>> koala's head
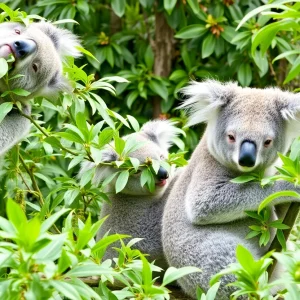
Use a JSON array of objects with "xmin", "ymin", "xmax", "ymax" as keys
[
  {"xmin": 81, "ymin": 120, "xmax": 179, "ymax": 196},
  {"xmin": 0, "ymin": 21, "xmax": 81, "ymax": 100},
  {"xmin": 180, "ymin": 80, "xmax": 300, "ymax": 173}
]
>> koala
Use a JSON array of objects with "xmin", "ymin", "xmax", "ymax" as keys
[
  {"xmin": 162, "ymin": 80, "xmax": 300, "ymax": 299},
  {"xmin": 81, "ymin": 120, "xmax": 180, "ymax": 269},
  {"xmin": 0, "ymin": 21, "xmax": 81, "ymax": 155}
]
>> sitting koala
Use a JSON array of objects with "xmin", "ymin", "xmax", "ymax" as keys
[
  {"xmin": 81, "ymin": 120, "xmax": 180, "ymax": 268},
  {"xmin": 162, "ymin": 80, "xmax": 300, "ymax": 299},
  {"xmin": 0, "ymin": 21, "xmax": 81, "ymax": 155}
]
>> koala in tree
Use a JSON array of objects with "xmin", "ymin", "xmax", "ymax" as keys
[
  {"xmin": 162, "ymin": 80, "xmax": 300, "ymax": 299},
  {"xmin": 81, "ymin": 120, "xmax": 180, "ymax": 269},
  {"xmin": 0, "ymin": 21, "xmax": 81, "ymax": 155}
]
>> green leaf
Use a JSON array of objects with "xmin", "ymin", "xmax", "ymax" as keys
[
  {"xmin": 57, "ymin": 249, "xmax": 72, "ymax": 274},
  {"xmin": 202, "ymin": 34, "xmax": 216, "ymax": 59},
  {"xmin": 236, "ymin": 3, "xmax": 293, "ymax": 30},
  {"xmin": 126, "ymin": 90, "xmax": 139, "ymax": 109},
  {"xmin": 252, "ymin": 19, "xmax": 299, "ymax": 55},
  {"xmin": 10, "ymin": 88, "xmax": 31, "ymax": 97},
  {"xmin": 0, "ymin": 58, "xmax": 8, "ymax": 79},
  {"xmin": 230, "ymin": 175, "xmax": 257, "ymax": 184},
  {"xmin": 41, "ymin": 208, "xmax": 70, "ymax": 233},
  {"xmin": 258, "ymin": 190, "xmax": 300, "ymax": 212},
  {"xmin": 276, "ymin": 229, "xmax": 287, "ymax": 251},
  {"xmin": 0, "ymin": 102, "xmax": 13, "ymax": 124},
  {"xmin": 144, "ymin": 45, "xmax": 154, "ymax": 70},
  {"xmin": 66, "ymin": 264, "xmax": 115, "ymax": 277},
  {"xmin": 57, "ymin": 132, "xmax": 84, "ymax": 144},
  {"xmin": 284, "ymin": 56, "xmax": 300, "ymax": 84},
  {"xmin": 169, "ymin": 69, "xmax": 187, "ymax": 82},
  {"xmin": 237, "ymin": 63, "xmax": 252, "ymax": 86},
  {"xmin": 92, "ymin": 233, "xmax": 129, "ymax": 252},
  {"xmin": 6, "ymin": 199, "xmax": 27, "ymax": 231},
  {"xmin": 162, "ymin": 266, "xmax": 201, "ymax": 286},
  {"xmin": 175, "ymin": 24, "xmax": 206, "ymax": 39},
  {"xmin": 127, "ymin": 115, "xmax": 140, "ymax": 132},
  {"xmin": 129, "ymin": 157, "xmax": 140, "ymax": 172},
  {"xmin": 98, "ymin": 128, "xmax": 114, "ymax": 148},
  {"xmin": 149, "ymin": 79, "xmax": 168, "ymax": 101},
  {"xmin": 164, "ymin": 0, "xmax": 177, "ymax": 15},
  {"xmin": 245, "ymin": 231, "xmax": 261, "ymax": 239},
  {"xmin": 50, "ymin": 280, "xmax": 81, "ymax": 300},
  {"xmin": 111, "ymin": 0, "xmax": 126, "ymax": 17},
  {"xmin": 115, "ymin": 170, "xmax": 129, "ymax": 193}
]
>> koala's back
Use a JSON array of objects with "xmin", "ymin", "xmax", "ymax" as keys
[{"xmin": 99, "ymin": 195, "xmax": 166, "ymax": 258}]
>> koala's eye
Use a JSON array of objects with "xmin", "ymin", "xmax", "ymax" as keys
[
  {"xmin": 227, "ymin": 134, "xmax": 235, "ymax": 143},
  {"xmin": 160, "ymin": 155, "xmax": 165, "ymax": 160},
  {"xmin": 32, "ymin": 63, "xmax": 38, "ymax": 73},
  {"xmin": 14, "ymin": 29, "xmax": 21, "ymax": 35},
  {"xmin": 264, "ymin": 139, "xmax": 272, "ymax": 147}
]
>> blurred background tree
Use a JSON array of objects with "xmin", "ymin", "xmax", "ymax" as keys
[{"xmin": 4, "ymin": 0, "xmax": 291, "ymax": 123}]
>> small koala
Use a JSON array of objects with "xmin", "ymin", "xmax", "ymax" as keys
[
  {"xmin": 81, "ymin": 120, "xmax": 180, "ymax": 269},
  {"xmin": 0, "ymin": 21, "xmax": 81, "ymax": 155},
  {"xmin": 162, "ymin": 80, "xmax": 300, "ymax": 299}
]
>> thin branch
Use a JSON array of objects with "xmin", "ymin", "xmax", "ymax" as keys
[{"xmin": 19, "ymin": 154, "xmax": 44, "ymax": 206}]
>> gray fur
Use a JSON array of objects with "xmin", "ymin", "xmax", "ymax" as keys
[
  {"xmin": 0, "ymin": 21, "xmax": 81, "ymax": 155},
  {"xmin": 162, "ymin": 80, "xmax": 300, "ymax": 299},
  {"xmin": 80, "ymin": 120, "xmax": 180, "ymax": 268}
]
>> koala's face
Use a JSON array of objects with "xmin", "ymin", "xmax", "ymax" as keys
[
  {"xmin": 212, "ymin": 89, "xmax": 286, "ymax": 173},
  {"xmin": 181, "ymin": 80, "xmax": 300, "ymax": 174},
  {"xmin": 0, "ymin": 22, "xmax": 81, "ymax": 100},
  {"xmin": 106, "ymin": 133, "xmax": 171, "ymax": 196},
  {"xmin": 83, "ymin": 120, "xmax": 179, "ymax": 196}
]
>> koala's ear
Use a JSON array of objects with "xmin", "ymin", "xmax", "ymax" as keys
[
  {"xmin": 79, "ymin": 149, "xmax": 119, "ymax": 186},
  {"xmin": 34, "ymin": 22, "xmax": 82, "ymax": 58},
  {"xmin": 280, "ymin": 95, "xmax": 300, "ymax": 121},
  {"xmin": 141, "ymin": 120, "xmax": 179, "ymax": 152},
  {"xmin": 179, "ymin": 80, "xmax": 238, "ymax": 127}
]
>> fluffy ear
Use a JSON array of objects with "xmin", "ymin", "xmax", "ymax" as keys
[
  {"xmin": 179, "ymin": 80, "xmax": 238, "ymax": 127},
  {"xmin": 33, "ymin": 21, "xmax": 82, "ymax": 58},
  {"xmin": 141, "ymin": 120, "xmax": 180, "ymax": 152},
  {"xmin": 279, "ymin": 94, "xmax": 300, "ymax": 121},
  {"xmin": 79, "ymin": 149, "xmax": 119, "ymax": 186}
]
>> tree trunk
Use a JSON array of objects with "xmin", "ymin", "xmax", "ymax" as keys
[
  {"xmin": 110, "ymin": 10, "xmax": 122, "ymax": 35},
  {"xmin": 152, "ymin": 11, "xmax": 173, "ymax": 119}
]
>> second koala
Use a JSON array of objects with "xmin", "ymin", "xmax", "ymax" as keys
[
  {"xmin": 162, "ymin": 80, "xmax": 300, "ymax": 299},
  {"xmin": 81, "ymin": 120, "xmax": 180, "ymax": 268}
]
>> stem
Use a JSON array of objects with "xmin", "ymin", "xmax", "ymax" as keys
[
  {"xmin": 17, "ymin": 171, "xmax": 31, "ymax": 191},
  {"xmin": 268, "ymin": 202, "xmax": 300, "ymax": 277},
  {"xmin": 15, "ymin": 105, "xmax": 86, "ymax": 158},
  {"xmin": 19, "ymin": 154, "xmax": 44, "ymax": 206}
]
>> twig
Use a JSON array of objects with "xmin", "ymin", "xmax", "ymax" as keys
[
  {"xmin": 268, "ymin": 202, "xmax": 300, "ymax": 277},
  {"xmin": 19, "ymin": 154, "xmax": 44, "ymax": 206}
]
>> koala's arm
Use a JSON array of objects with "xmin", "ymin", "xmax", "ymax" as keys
[
  {"xmin": 185, "ymin": 177, "xmax": 297, "ymax": 225},
  {"xmin": 0, "ymin": 105, "xmax": 31, "ymax": 156}
]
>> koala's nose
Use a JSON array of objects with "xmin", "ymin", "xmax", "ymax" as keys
[
  {"xmin": 239, "ymin": 141, "xmax": 256, "ymax": 168},
  {"xmin": 13, "ymin": 40, "xmax": 36, "ymax": 58},
  {"xmin": 157, "ymin": 166, "xmax": 169, "ymax": 180}
]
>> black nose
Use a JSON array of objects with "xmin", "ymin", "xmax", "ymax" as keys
[
  {"xmin": 13, "ymin": 40, "xmax": 36, "ymax": 58},
  {"xmin": 239, "ymin": 141, "xmax": 256, "ymax": 168},
  {"xmin": 157, "ymin": 166, "xmax": 169, "ymax": 180}
]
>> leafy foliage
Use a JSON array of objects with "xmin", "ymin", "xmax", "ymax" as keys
[{"xmin": 0, "ymin": 1, "xmax": 300, "ymax": 299}]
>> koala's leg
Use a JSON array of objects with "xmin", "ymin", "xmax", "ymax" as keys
[
  {"xmin": 0, "ymin": 106, "xmax": 31, "ymax": 156},
  {"xmin": 164, "ymin": 225, "xmax": 249, "ymax": 300}
]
